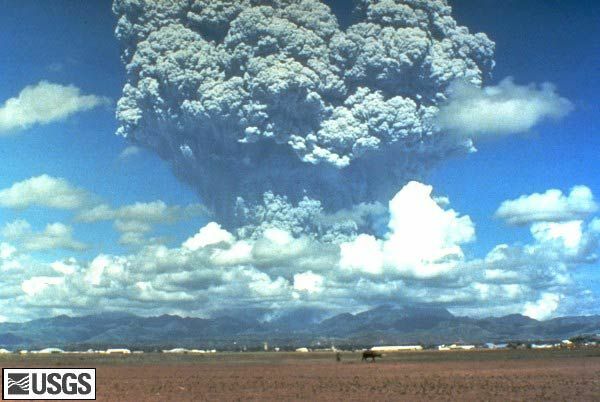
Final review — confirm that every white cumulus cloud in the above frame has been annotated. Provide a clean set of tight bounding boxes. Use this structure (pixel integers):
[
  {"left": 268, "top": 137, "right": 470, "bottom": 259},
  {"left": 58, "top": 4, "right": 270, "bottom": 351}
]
[
  {"left": 0, "top": 81, "right": 109, "bottom": 134},
  {"left": 0, "top": 181, "right": 598, "bottom": 322},
  {"left": 437, "top": 77, "right": 573, "bottom": 138},
  {"left": 523, "top": 292, "right": 561, "bottom": 320},
  {"left": 0, "top": 175, "right": 92, "bottom": 210},
  {"left": 182, "top": 222, "right": 235, "bottom": 251},
  {"left": 1, "top": 220, "right": 87, "bottom": 252},
  {"left": 495, "top": 186, "right": 597, "bottom": 225},
  {"left": 77, "top": 200, "right": 206, "bottom": 223},
  {"left": 340, "top": 181, "right": 475, "bottom": 278}
]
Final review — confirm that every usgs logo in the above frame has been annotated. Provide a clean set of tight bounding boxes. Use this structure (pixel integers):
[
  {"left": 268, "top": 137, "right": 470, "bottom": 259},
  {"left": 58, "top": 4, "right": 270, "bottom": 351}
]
[{"left": 3, "top": 368, "right": 95, "bottom": 400}]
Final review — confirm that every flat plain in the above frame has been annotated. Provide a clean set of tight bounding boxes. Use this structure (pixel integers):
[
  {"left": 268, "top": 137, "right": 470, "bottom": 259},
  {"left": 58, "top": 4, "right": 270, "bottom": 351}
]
[{"left": 1, "top": 348, "right": 599, "bottom": 401}]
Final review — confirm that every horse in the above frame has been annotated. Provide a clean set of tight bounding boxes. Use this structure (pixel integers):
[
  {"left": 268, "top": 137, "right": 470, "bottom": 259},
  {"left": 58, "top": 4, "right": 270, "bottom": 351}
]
[{"left": 361, "top": 350, "right": 383, "bottom": 362}]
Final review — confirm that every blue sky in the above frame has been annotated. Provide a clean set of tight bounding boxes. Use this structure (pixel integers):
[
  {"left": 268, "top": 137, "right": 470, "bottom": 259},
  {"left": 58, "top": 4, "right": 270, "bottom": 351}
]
[
  {"left": 0, "top": 0, "right": 598, "bottom": 321},
  {"left": 0, "top": 0, "right": 204, "bottom": 259}
]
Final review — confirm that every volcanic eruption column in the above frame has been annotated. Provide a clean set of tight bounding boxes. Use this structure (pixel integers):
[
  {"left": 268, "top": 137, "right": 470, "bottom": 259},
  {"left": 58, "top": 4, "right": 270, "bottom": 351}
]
[{"left": 113, "top": 0, "right": 494, "bottom": 237}]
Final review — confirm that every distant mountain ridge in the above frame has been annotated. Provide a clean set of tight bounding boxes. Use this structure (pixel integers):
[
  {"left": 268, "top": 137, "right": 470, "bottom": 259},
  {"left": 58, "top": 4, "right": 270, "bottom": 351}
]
[{"left": 1, "top": 305, "right": 599, "bottom": 350}]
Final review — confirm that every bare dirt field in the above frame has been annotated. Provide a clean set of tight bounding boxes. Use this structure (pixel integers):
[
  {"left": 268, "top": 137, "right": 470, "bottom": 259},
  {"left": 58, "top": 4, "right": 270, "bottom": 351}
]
[{"left": 2, "top": 348, "right": 599, "bottom": 401}]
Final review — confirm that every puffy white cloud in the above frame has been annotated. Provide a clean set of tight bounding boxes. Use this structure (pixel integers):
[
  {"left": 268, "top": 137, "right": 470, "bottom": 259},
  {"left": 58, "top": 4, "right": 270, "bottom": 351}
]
[
  {"left": 530, "top": 221, "right": 583, "bottom": 252},
  {"left": 1, "top": 181, "right": 598, "bottom": 322},
  {"left": 383, "top": 181, "right": 475, "bottom": 266},
  {"left": 77, "top": 200, "right": 207, "bottom": 223},
  {"left": 523, "top": 293, "right": 561, "bottom": 320},
  {"left": 0, "top": 81, "right": 109, "bottom": 134},
  {"left": 77, "top": 200, "right": 205, "bottom": 223},
  {"left": 0, "top": 175, "right": 92, "bottom": 210},
  {"left": 340, "top": 181, "right": 474, "bottom": 278},
  {"left": 1, "top": 220, "right": 87, "bottom": 252},
  {"left": 0, "top": 243, "right": 16, "bottom": 259},
  {"left": 22, "top": 276, "right": 65, "bottom": 296},
  {"left": 77, "top": 200, "right": 208, "bottom": 247},
  {"left": 437, "top": 77, "right": 573, "bottom": 138},
  {"left": 340, "top": 234, "right": 383, "bottom": 275},
  {"left": 495, "top": 186, "right": 597, "bottom": 225},
  {"left": 50, "top": 259, "right": 79, "bottom": 275},
  {"left": 182, "top": 222, "right": 235, "bottom": 251},
  {"left": 293, "top": 271, "right": 324, "bottom": 293}
]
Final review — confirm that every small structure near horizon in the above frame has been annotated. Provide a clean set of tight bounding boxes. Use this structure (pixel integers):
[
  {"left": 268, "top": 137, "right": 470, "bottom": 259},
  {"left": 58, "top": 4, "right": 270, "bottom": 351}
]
[
  {"left": 531, "top": 344, "right": 554, "bottom": 349},
  {"left": 32, "top": 348, "right": 64, "bottom": 354},
  {"left": 371, "top": 345, "right": 423, "bottom": 352},
  {"left": 485, "top": 343, "right": 508, "bottom": 349},
  {"left": 162, "top": 348, "right": 189, "bottom": 354},
  {"left": 0, "top": 348, "right": 11, "bottom": 354},
  {"left": 439, "top": 344, "right": 476, "bottom": 351},
  {"left": 295, "top": 347, "right": 309, "bottom": 353},
  {"left": 106, "top": 348, "right": 131, "bottom": 354}
]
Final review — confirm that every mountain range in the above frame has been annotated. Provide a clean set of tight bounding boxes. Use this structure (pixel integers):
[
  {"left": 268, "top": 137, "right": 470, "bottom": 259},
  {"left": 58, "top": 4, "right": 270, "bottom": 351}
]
[{"left": 1, "top": 305, "right": 599, "bottom": 350}]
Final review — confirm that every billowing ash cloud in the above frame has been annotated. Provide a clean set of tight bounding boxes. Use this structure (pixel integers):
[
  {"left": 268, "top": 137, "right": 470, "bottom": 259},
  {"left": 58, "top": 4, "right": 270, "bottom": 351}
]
[{"left": 113, "top": 0, "right": 494, "bottom": 229}]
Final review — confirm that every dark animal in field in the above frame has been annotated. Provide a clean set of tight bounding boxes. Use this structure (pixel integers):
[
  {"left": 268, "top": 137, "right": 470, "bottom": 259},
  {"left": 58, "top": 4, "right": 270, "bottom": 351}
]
[{"left": 362, "top": 350, "right": 383, "bottom": 362}]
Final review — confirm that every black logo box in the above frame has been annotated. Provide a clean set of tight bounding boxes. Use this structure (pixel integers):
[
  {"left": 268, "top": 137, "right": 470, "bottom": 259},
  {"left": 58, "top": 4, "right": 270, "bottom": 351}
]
[
  {"left": 2, "top": 367, "right": 97, "bottom": 401},
  {"left": 5, "top": 373, "right": 28, "bottom": 395}
]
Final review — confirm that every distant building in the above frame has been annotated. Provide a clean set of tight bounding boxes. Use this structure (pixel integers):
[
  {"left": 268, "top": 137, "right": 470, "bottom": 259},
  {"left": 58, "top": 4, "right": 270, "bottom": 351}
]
[
  {"left": 449, "top": 344, "right": 475, "bottom": 350},
  {"left": 32, "top": 348, "right": 64, "bottom": 354},
  {"left": 531, "top": 344, "right": 554, "bottom": 349},
  {"left": 439, "top": 344, "right": 475, "bottom": 350},
  {"left": 295, "top": 347, "right": 309, "bottom": 353},
  {"left": 162, "top": 348, "right": 189, "bottom": 354},
  {"left": 561, "top": 339, "right": 574, "bottom": 348},
  {"left": 485, "top": 343, "right": 508, "bottom": 349},
  {"left": 106, "top": 348, "right": 131, "bottom": 354},
  {"left": 0, "top": 348, "right": 11, "bottom": 354},
  {"left": 371, "top": 345, "right": 423, "bottom": 352}
]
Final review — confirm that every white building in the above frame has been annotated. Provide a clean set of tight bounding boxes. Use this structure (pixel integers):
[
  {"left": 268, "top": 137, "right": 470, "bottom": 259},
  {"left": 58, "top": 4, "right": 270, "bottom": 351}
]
[
  {"left": 371, "top": 345, "right": 423, "bottom": 352},
  {"left": 32, "top": 348, "right": 64, "bottom": 354},
  {"left": 106, "top": 348, "right": 131, "bottom": 354},
  {"left": 162, "top": 348, "right": 189, "bottom": 354},
  {"left": 0, "top": 348, "right": 11, "bottom": 354},
  {"left": 439, "top": 344, "right": 476, "bottom": 350},
  {"left": 531, "top": 344, "right": 554, "bottom": 349},
  {"left": 449, "top": 344, "right": 475, "bottom": 350},
  {"left": 295, "top": 347, "right": 309, "bottom": 353},
  {"left": 485, "top": 343, "right": 508, "bottom": 349}
]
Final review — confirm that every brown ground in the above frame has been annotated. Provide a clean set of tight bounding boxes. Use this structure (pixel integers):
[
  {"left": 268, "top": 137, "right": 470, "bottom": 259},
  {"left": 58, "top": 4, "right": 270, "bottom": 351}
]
[{"left": 2, "top": 348, "right": 599, "bottom": 401}]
